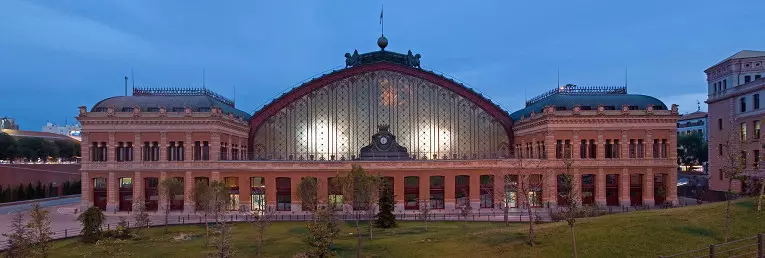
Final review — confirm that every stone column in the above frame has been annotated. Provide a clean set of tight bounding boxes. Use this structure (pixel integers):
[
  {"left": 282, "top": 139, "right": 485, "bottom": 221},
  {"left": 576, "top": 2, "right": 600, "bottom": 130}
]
[
  {"left": 265, "top": 176, "right": 276, "bottom": 206},
  {"left": 134, "top": 133, "right": 141, "bottom": 163},
  {"left": 133, "top": 172, "right": 143, "bottom": 204},
  {"left": 667, "top": 169, "right": 678, "bottom": 205},
  {"left": 445, "top": 175, "right": 456, "bottom": 211},
  {"left": 643, "top": 169, "right": 655, "bottom": 207},
  {"left": 597, "top": 130, "right": 605, "bottom": 160},
  {"left": 158, "top": 171, "right": 168, "bottom": 212},
  {"left": 572, "top": 169, "right": 582, "bottom": 205},
  {"left": 106, "top": 172, "right": 118, "bottom": 212},
  {"left": 184, "top": 132, "right": 192, "bottom": 162},
  {"left": 183, "top": 171, "right": 194, "bottom": 212},
  {"left": 239, "top": 175, "right": 251, "bottom": 212},
  {"left": 159, "top": 132, "right": 167, "bottom": 162},
  {"left": 596, "top": 168, "right": 606, "bottom": 206},
  {"left": 619, "top": 168, "right": 630, "bottom": 207},
  {"left": 572, "top": 131, "right": 580, "bottom": 159},
  {"left": 469, "top": 174, "right": 481, "bottom": 210},
  {"left": 290, "top": 176, "right": 301, "bottom": 212},
  {"left": 81, "top": 171, "right": 91, "bottom": 212},
  {"left": 211, "top": 132, "right": 221, "bottom": 161},
  {"left": 646, "top": 130, "right": 653, "bottom": 159},
  {"left": 81, "top": 133, "right": 90, "bottom": 164},
  {"left": 544, "top": 171, "right": 557, "bottom": 208}
]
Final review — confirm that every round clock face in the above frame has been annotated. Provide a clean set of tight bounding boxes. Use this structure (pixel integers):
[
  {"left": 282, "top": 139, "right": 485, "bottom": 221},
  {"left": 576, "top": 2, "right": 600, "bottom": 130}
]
[{"left": 379, "top": 136, "right": 389, "bottom": 145}]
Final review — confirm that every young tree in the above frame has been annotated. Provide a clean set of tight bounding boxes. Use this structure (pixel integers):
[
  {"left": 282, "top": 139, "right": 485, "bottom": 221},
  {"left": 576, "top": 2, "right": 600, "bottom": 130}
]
[
  {"left": 518, "top": 173, "right": 543, "bottom": 247},
  {"left": 132, "top": 199, "right": 150, "bottom": 232},
  {"left": 418, "top": 197, "right": 432, "bottom": 232},
  {"left": 302, "top": 206, "right": 340, "bottom": 258},
  {"left": 210, "top": 218, "right": 235, "bottom": 258},
  {"left": 338, "top": 164, "right": 381, "bottom": 257},
  {"left": 458, "top": 190, "right": 473, "bottom": 225},
  {"left": 77, "top": 206, "right": 105, "bottom": 243},
  {"left": 2, "top": 212, "right": 31, "bottom": 258},
  {"left": 159, "top": 177, "right": 184, "bottom": 233},
  {"left": 27, "top": 203, "right": 53, "bottom": 257},
  {"left": 250, "top": 204, "right": 277, "bottom": 258},
  {"left": 555, "top": 174, "right": 585, "bottom": 258},
  {"left": 375, "top": 179, "right": 397, "bottom": 228},
  {"left": 297, "top": 177, "right": 319, "bottom": 213},
  {"left": 209, "top": 181, "right": 231, "bottom": 223},
  {"left": 192, "top": 180, "right": 213, "bottom": 245},
  {"left": 717, "top": 123, "right": 748, "bottom": 242}
]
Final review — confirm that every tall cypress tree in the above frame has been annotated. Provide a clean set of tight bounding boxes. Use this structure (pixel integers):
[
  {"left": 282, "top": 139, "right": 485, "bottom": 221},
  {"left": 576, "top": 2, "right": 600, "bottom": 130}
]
[
  {"left": 17, "top": 183, "right": 26, "bottom": 201},
  {"left": 26, "top": 183, "right": 35, "bottom": 200},
  {"left": 375, "top": 180, "right": 397, "bottom": 228},
  {"left": 35, "top": 181, "right": 43, "bottom": 199}
]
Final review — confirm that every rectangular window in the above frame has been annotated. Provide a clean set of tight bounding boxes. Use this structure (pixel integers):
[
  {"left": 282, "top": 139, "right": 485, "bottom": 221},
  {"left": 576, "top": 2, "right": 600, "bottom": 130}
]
[
  {"left": 589, "top": 140, "right": 597, "bottom": 159},
  {"left": 167, "top": 141, "right": 176, "bottom": 161},
  {"left": 745, "top": 75, "right": 751, "bottom": 83},
  {"left": 580, "top": 140, "right": 587, "bottom": 159},
  {"left": 755, "top": 94, "right": 761, "bottom": 110},
  {"left": 653, "top": 139, "right": 660, "bottom": 158},
  {"left": 719, "top": 118, "right": 723, "bottom": 130},
  {"left": 151, "top": 142, "right": 159, "bottom": 161},
  {"left": 203, "top": 141, "right": 210, "bottom": 160},
  {"left": 754, "top": 150, "right": 760, "bottom": 168},
  {"left": 755, "top": 121, "right": 761, "bottom": 139},
  {"left": 143, "top": 142, "right": 150, "bottom": 161},
  {"left": 723, "top": 79, "right": 727, "bottom": 89},
  {"left": 741, "top": 123, "right": 747, "bottom": 141},
  {"left": 93, "top": 178, "right": 107, "bottom": 189},
  {"left": 404, "top": 176, "right": 419, "bottom": 210},
  {"left": 756, "top": 74, "right": 762, "bottom": 80},
  {"left": 116, "top": 142, "right": 124, "bottom": 162},
  {"left": 276, "top": 177, "right": 291, "bottom": 211},
  {"left": 741, "top": 151, "right": 747, "bottom": 168},
  {"left": 629, "top": 139, "right": 636, "bottom": 158},
  {"left": 719, "top": 144, "right": 723, "bottom": 156},
  {"left": 125, "top": 142, "right": 133, "bottom": 161},
  {"left": 605, "top": 140, "right": 613, "bottom": 159},
  {"left": 741, "top": 97, "right": 747, "bottom": 113},
  {"left": 119, "top": 178, "right": 132, "bottom": 189},
  {"left": 194, "top": 141, "right": 201, "bottom": 161},
  {"left": 661, "top": 139, "right": 668, "bottom": 158},
  {"left": 719, "top": 169, "right": 723, "bottom": 181},
  {"left": 637, "top": 139, "right": 644, "bottom": 158},
  {"left": 176, "top": 142, "right": 184, "bottom": 161},
  {"left": 555, "top": 140, "right": 563, "bottom": 159}
]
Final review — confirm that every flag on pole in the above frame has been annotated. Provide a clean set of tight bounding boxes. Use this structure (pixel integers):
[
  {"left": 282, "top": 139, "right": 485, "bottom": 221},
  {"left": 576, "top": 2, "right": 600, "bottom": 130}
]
[{"left": 380, "top": 6, "right": 383, "bottom": 24}]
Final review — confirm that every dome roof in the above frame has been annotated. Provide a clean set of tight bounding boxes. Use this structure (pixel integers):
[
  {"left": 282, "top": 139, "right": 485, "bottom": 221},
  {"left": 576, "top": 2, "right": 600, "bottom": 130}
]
[
  {"left": 510, "top": 85, "right": 667, "bottom": 120},
  {"left": 92, "top": 88, "right": 250, "bottom": 120}
]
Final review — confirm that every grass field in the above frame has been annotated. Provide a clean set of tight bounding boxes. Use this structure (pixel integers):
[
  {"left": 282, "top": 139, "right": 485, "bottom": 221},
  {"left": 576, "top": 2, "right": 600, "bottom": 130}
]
[{"left": 47, "top": 198, "right": 765, "bottom": 258}]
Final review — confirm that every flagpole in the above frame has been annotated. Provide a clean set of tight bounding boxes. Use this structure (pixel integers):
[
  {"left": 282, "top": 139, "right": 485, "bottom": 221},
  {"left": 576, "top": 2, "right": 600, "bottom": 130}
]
[{"left": 380, "top": 5, "right": 384, "bottom": 36}]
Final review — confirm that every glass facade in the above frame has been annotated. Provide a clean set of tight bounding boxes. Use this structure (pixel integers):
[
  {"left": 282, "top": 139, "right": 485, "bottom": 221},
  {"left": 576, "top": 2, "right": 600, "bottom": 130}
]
[{"left": 252, "top": 70, "right": 510, "bottom": 161}]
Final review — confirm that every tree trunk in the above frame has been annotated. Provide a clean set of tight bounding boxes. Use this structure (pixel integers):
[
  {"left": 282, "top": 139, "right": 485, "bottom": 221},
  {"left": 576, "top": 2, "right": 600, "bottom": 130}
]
[
  {"left": 570, "top": 225, "right": 578, "bottom": 258},
  {"left": 205, "top": 212, "right": 210, "bottom": 246},
  {"left": 527, "top": 201, "right": 535, "bottom": 246},
  {"left": 504, "top": 202, "right": 509, "bottom": 226},
  {"left": 757, "top": 179, "right": 764, "bottom": 214},
  {"left": 369, "top": 219, "right": 374, "bottom": 240},
  {"left": 356, "top": 216, "right": 362, "bottom": 258},
  {"left": 724, "top": 180, "right": 733, "bottom": 242},
  {"left": 164, "top": 201, "right": 170, "bottom": 233},
  {"left": 257, "top": 233, "right": 263, "bottom": 258}
]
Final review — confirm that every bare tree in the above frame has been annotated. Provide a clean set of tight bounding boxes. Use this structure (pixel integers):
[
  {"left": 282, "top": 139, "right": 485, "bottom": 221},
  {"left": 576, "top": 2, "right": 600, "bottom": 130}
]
[
  {"left": 210, "top": 218, "right": 235, "bottom": 258},
  {"left": 338, "top": 164, "right": 381, "bottom": 258},
  {"left": 458, "top": 190, "right": 472, "bottom": 225},
  {"left": 555, "top": 173, "right": 584, "bottom": 258},
  {"left": 193, "top": 180, "right": 213, "bottom": 245},
  {"left": 518, "top": 172, "right": 543, "bottom": 247},
  {"left": 491, "top": 156, "right": 542, "bottom": 226},
  {"left": 717, "top": 124, "right": 748, "bottom": 242},
  {"left": 132, "top": 199, "right": 150, "bottom": 232},
  {"left": 250, "top": 204, "right": 276, "bottom": 258},
  {"left": 160, "top": 177, "right": 184, "bottom": 233},
  {"left": 2, "top": 211, "right": 31, "bottom": 258},
  {"left": 418, "top": 197, "right": 432, "bottom": 232},
  {"left": 297, "top": 177, "right": 319, "bottom": 214},
  {"left": 209, "top": 181, "right": 231, "bottom": 224},
  {"left": 27, "top": 203, "right": 52, "bottom": 257}
]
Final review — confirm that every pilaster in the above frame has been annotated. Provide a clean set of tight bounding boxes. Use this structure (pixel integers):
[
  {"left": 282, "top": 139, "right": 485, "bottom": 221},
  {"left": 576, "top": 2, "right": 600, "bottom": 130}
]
[
  {"left": 185, "top": 132, "right": 192, "bottom": 162},
  {"left": 134, "top": 133, "right": 141, "bottom": 163},
  {"left": 211, "top": 132, "right": 221, "bottom": 161},
  {"left": 394, "top": 174, "right": 405, "bottom": 212},
  {"left": 469, "top": 174, "right": 481, "bottom": 210},
  {"left": 133, "top": 172, "right": 143, "bottom": 203},
  {"left": 317, "top": 176, "right": 328, "bottom": 206},
  {"left": 643, "top": 169, "right": 655, "bottom": 207},
  {"left": 290, "top": 176, "right": 301, "bottom": 212},
  {"left": 183, "top": 171, "right": 194, "bottom": 212},
  {"left": 211, "top": 170, "right": 221, "bottom": 182},
  {"left": 80, "top": 171, "right": 91, "bottom": 212},
  {"left": 544, "top": 171, "right": 557, "bottom": 208},
  {"left": 445, "top": 174, "right": 456, "bottom": 211},
  {"left": 81, "top": 133, "right": 90, "bottom": 164},
  {"left": 108, "top": 132, "right": 115, "bottom": 163},
  {"left": 667, "top": 169, "right": 679, "bottom": 205},
  {"left": 621, "top": 130, "right": 628, "bottom": 159},
  {"left": 572, "top": 131, "right": 580, "bottom": 159},
  {"left": 106, "top": 172, "right": 118, "bottom": 212},
  {"left": 265, "top": 175, "right": 276, "bottom": 205},
  {"left": 619, "top": 168, "right": 630, "bottom": 207},
  {"left": 545, "top": 132, "right": 555, "bottom": 160},
  {"left": 239, "top": 175, "right": 251, "bottom": 211},
  {"left": 419, "top": 174, "right": 429, "bottom": 205},
  {"left": 646, "top": 130, "right": 653, "bottom": 158},
  {"left": 158, "top": 171, "right": 168, "bottom": 211},
  {"left": 159, "top": 132, "right": 167, "bottom": 162},
  {"left": 596, "top": 168, "right": 606, "bottom": 206},
  {"left": 597, "top": 130, "right": 605, "bottom": 160}
]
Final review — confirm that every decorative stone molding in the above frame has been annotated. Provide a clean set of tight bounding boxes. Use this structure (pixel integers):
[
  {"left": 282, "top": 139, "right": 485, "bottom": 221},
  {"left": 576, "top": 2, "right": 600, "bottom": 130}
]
[
  {"left": 79, "top": 106, "right": 88, "bottom": 116},
  {"left": 106, "top": 106, "right": 115, "bottom": 117},
  {"left": 184, "top": 107, "right": 192, "bottom": 117},
  {"left": 622, "top": 104, "right": 630, "bottom": 115},
  {"left": 670, "top": 104, "right": 679, "bottom": 115},
  {"left": 573, "top": 105, "right": 581, "bottom": 115},
  {"left": 646, "top": 105, "right": 654, "bottom": 115},
  {"left": 159, "top": 106, "right": 167, "bottom": 117},
  {"left": 132, "top": 106, "right": 141, "bottom": 117},
  {"left": 597, "top": 104, "right": 605, "bottom": 115}
]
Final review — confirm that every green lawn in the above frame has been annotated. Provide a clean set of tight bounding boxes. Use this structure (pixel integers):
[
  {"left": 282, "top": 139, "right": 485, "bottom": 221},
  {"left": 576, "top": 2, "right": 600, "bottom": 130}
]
[{"left": 48, "top": 198, "right": 765, "bottom": 258}]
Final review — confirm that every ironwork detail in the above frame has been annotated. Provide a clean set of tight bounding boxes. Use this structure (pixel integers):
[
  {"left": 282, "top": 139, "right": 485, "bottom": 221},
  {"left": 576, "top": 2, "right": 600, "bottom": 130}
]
[
  {"left": 252, "top": 70, "right": 510, "bottom": 161},
  {"left": 525, "top": 84, "right": 627, "bottom": 107},
  {"left": 345, "top": 49, "right": 421, "bottom": 68},
  {"left": 359, "top": 125, "right": 409, "bottom": 160},
  {"left": 132, "top": 87, "right": 235, "bottom": 107}
]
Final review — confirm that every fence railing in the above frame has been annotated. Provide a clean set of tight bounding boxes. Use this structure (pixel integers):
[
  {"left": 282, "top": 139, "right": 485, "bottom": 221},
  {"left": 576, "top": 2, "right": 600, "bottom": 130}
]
[{"left": 659, "top": 233, "right": 763, "bottom": 258}]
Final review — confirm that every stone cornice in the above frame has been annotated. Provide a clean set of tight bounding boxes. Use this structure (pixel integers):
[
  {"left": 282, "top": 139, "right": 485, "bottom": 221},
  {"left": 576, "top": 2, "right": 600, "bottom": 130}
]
[{"left": 82, "top": 158, "right": 676, "bottom": 172}]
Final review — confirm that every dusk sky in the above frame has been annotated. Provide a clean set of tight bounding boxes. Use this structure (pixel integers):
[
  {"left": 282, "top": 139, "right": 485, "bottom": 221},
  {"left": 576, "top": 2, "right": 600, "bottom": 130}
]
[{"left": 1, "top": 0, "right": 764, "bottom": 130}]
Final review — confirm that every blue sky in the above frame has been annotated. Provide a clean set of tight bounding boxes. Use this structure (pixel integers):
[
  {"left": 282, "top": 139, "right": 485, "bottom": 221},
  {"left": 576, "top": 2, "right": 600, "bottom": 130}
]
[{"left": 1, "top": 0, "right": 764, "bottom": 130}]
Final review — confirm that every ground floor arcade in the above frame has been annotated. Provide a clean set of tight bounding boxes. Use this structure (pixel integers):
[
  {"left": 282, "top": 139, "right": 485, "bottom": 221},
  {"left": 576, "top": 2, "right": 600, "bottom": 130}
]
[{"left": 80, "top": 160, "right": 678, "bottom": 213}]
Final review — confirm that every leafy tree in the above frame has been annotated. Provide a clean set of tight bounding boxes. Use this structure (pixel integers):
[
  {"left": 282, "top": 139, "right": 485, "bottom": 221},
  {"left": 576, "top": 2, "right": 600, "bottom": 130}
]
[
  {"left": 132, "top": 199, "right": 150, "bottom": 234},
  {"left": 77, "top": 206, "right": 105, "bottom": 243},
  {"left": 159, "top": 177, "right": 184, "bottom": 233},
  {"left": 35, "top": 181, "right": 44, "bottom": 199},
  {"left": 0, "top": 132, "right": 18, "bottom": 162},
  {"left": 302, "top": 206, "right": 340, "bottom": 258},
  {"left": 678, "top": 133, "right": 707, "bottom": 171},
  {"left": 27, "top": 203, "right": 53, "bottom": 257},
  {"left": 17, "top": 137, "right": 45, "bottom": 162},
  {"left": 375, "top": 180, "right": 397, "bottom": 228},
  {"left": 3, "top": 211, "right": 31, "bottom": 258},
  {"left": 297, "top": 177, "right": 319, "bottom": 213},
  {"left": 458, "top": 192, "right": 473, "bottom": 225},
  {"left": 192, "top": 180, "right": 213, "bottom": 245},
  {"left": 209, "top": 181, "right": 231, "bottom": 223},
  {"left": 717, "top": 122, "right": 747, "bottom": 242},
  {"left": 338, "top": 164, "right": 381, "bottom": 256},
  {"left": 211, "top": 219, "right": 235, "bottom": 258},
  {"left": 418, "top": 198, "right": 432, "bottom": 232},
  {"left": 54, "top": 140, "right": 76, "bottom": 161},
  {"left": 555, "top": 174, "right": 586, "bottom": 258}
]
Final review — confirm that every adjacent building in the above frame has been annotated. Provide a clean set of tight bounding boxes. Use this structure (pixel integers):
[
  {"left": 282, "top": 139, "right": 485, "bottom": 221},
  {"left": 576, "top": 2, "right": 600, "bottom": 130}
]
[
  {"left": 77, "top": 37, "right": 679, "bottom": 213},
  {"left": 42, "top": 122, "right": 82, "bottom": 141},
  {"left": 677, "top": 111, "right": 708, "bottom": 140},
  {"left": 706, "top": 50, "right": 765, "bottom": 193}
]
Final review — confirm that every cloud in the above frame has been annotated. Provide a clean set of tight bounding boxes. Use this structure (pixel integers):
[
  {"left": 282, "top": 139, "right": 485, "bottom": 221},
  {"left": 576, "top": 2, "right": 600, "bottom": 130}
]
[
  {"left": 659, "top": 92, "right": 708, "bottom": 114},
  {"left": 0, "top": 0, "right": 155, "bottom": 59}
]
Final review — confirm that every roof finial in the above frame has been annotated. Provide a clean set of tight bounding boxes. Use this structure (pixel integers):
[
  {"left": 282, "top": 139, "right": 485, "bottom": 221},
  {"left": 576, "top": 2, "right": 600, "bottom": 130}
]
[
  {"left": 377, "top": 5, "right": 388, "bottom": 50},
  {"left": 697, "top": 100, "right": 700, "bottom": 112}
]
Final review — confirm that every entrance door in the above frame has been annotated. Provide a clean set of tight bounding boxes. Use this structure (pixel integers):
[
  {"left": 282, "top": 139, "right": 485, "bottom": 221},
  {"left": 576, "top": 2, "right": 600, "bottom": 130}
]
[
  {"left": 629, "top": 174, "right": 643, "bottom": 206},
  {"left": 606, "top": 174, "right": 619, "bottom": 206}
]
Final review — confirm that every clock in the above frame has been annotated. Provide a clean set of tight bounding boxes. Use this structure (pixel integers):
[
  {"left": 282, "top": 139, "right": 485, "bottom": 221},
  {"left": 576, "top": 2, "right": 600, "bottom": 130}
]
[{"left": 379, "top": 136, "right": 389, "bottom": 145}]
